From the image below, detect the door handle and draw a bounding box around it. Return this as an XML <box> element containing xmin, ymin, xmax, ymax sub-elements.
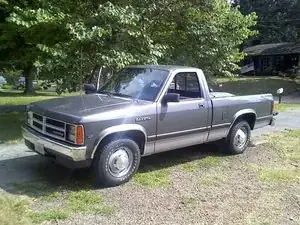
<box><xmin>198</xmin><ymin>103</ymin><xmax>205</xmax><ymax>108</ymax></box>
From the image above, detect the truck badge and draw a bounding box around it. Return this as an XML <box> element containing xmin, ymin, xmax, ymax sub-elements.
<box><xmin>135</xmin><ymin>117</ymin><xmax>151</xmax><ymax>122</ymax></box>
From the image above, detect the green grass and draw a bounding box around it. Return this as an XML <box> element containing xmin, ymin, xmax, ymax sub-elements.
<box><xmin>31</xmin><ymin>210</ymin><xmax>69</xmax><ymax>224</ymax></box>
<box><xmin>275</xmin><ymin>103</ymin><xmax>300</xmax><ymax>112</ymax></box>
<box><xmin>0</xmin><ymin>195</ymin><xmax>32</xmax><ymax>225</ymax></box>
<box><xmin>67</xmin><ymin>190</ymin><xmax>114</xmax><ymax>215</ymax></box>
<box><xmin>255</xmin><ymin>129</ymin><xmax>300</xmax><ymax>182</ymax></box>
<box><xmin>0</xmin><ymin>112</ymin><xmax>25</xmax><ymax>144</ymax></box>
<box><xmin>181</xmin><ymin>156</ymin><xmax>221</xmax><ymax>173</ymax></box>
<box><xmin>134</xmin><ymin>167</ymin><xmax>171</xmax><ymax>188</ymax></box>
<box><xmin>181</xmin><ymin>163</ymin><xmax>198</xmax><ymax>173</ymax></box>
<box><xmin>208</xmin><ymin>76</ymin><xmax>300</xmax><ymax>96</ymax></box>
<box><xmin>268</xmin><ymin>129</ymin><xmax>300</xmax><ymax>161</ymax></box>
<box><xmin>12</xmin><ymin>182</ymin><xmax>61</xmax><ymax>201</ymax></box>
<box><xmin>11</xmin><ymin>181</ymin><xmax>114</xmax><ymax>223</ymax></box>
<box><xmin>259</xmin><ymin>168</ymin><xmax>300</xmax><ymax>181</ymax></box>
<box><xmin>0</xmin><ymin>89</ymin><xmax>80</xmax><ymax>105</ymax></box>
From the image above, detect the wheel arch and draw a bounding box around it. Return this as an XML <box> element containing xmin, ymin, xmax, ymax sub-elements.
<box><xmin>226</xmin><ymin>109</ymin><xmax>257</xmax><ymax>137</ymax></box>
<box><xmin>91</xmin><ymin>124</ymin><xmax>147</xmax><ymax>158</ymax></box>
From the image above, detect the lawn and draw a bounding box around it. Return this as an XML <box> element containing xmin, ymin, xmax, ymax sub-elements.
<box><xmin>275</xmin><ymin>103</ymin><xmax>300</xmax><ymax>112</ymax></box>
<box><xmin>0</xmin><ymin>89</ymin><xmax>80</xmax><ymax>106</ymax></box>
<box><xmin>208</xmin><ymin>76</ymin><xmax>300</xmax><ymax>96</ymax></box>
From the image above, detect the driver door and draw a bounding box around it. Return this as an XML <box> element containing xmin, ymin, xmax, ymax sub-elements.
<box><xmin>155</xmin><ymin>72</ymin><xmax>210</xmax><ymax>153</ymax></box>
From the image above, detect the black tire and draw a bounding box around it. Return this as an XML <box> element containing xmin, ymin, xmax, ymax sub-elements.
<box><xmin>225</xmin><ymin>120</ymin><xmax>251</xmax><ymax>155</ymax></box>
<box><xmin>93</xmin><ymin>138</ymin><xmax>141</xmax><ymax>187</ymax></box>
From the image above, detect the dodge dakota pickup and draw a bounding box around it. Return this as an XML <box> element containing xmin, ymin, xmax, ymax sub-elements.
<box><xmin>22</xmin><ymin>65</ymin><xmax>277</xmax><ymax>187</ymax></box>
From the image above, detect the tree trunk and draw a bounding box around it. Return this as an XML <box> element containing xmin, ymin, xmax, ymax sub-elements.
<box><xmin>24</xmin><ymin>67</ymin><xmax>35</xmax><ymax>94</ymax></box>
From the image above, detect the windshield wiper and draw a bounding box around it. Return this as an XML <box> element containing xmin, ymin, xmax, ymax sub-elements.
<box><xmin>111</xmin><ymin>92</ymin><xmax>134</xmax><ymax>99</ymax></box>
<box><xmin>98</xmin><ymin>90</ymin><xmax>112</xmax><ymax>97</ymax></box>
<box><xmin>110</xmin><ymin>92</ymin><xmax>139</xmax><ymax>102</ymax></box>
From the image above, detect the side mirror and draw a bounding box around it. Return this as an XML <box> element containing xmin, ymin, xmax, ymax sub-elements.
<box><xmin>209</xmin><ymin>88</ymin><xmax>214</xmax><ymax>92</ymax></box>
<box><xmin>162</xmin><ymin>93</ymin><xmax>180</xmax><ymax>103</ymax></box>
<box><xmin>83</xmin><ymin>83</ymin><xmax>96</xmax><ymax>94</ymax></box>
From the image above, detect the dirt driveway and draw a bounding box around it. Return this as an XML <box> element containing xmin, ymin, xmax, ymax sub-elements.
<box><xmin>0</xmin><ymin>109</ymin><xmax>299</xmax><ymax>225</ymax></box>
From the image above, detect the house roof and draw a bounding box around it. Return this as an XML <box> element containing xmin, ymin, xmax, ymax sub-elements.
<box><xmin>244</xmin><ymin>42</ymin><xmax>300</xmax><ymax>56</ymax></box>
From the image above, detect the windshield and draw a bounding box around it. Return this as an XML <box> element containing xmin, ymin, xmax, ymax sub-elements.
<box><xmin>98</xmin><ymin>67</ymin><xmax>169</xmax><ymax>101</ymax></box>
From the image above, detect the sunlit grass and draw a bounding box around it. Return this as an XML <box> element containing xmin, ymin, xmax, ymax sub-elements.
<box><xmin>0</xmin><ymin>89</ymin><xmax>80</xmax><ymax>105</ymax></box>
<box><xmin>134</xmin><ymin>167</ymin><xmax>171</xmax><ymax>188</ymax></box>
<box><xmin>275</xmin><ymin>103</ymin><xmax>300</xmax><ymax>112</ymax></box>
<box><xmin>0</xmin><ymin>195</ymin><xmax>32</xmax><ymax>225</ymax></box>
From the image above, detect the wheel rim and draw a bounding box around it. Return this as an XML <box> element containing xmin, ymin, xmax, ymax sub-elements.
<box><xmin>234</xmin><ymin>128</ymin><xmax>247</xmax><ymax>148</ymax></box>
<box><xmin>108</xmin><ymin>147</ymin><xmax>133</xmax><ymax>178</ymax></box>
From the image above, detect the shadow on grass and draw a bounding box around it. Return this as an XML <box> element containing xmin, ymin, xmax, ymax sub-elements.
<box><xmin>209</xmin><ymin>77</ymin><xmax>300</xmax><ymax>96</ymax></box>
<box><xmin>0</xmin><ymin>112</ymin><xmax>25</xmax><ymax>144</ymax></box>
<box><xmin>1</xmin><ymin>142</ymin><xmax>227</xmax><ymax>198</ymax></box>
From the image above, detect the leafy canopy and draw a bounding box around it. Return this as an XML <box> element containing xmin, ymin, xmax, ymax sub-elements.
<box><xmin>0</xmin><ymin>0</ymin><xmax>257</xmax><ymax>93</ymax></box>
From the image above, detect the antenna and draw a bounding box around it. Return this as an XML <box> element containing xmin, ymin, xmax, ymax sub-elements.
<box><xmin>80</xmin><ymin>44</ymin><xmax>86</xmax><ymax>110</ymax></box>
<box><xmin>80</xmin><ymin>45</ymin><xmax>83</xmax><ymax>96</ymax></box>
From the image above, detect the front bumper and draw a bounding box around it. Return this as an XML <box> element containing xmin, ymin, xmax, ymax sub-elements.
<box><xmin>22</xmin><ymin>126</ymin><xmax>90</xmax><ymax>168</ymax></box>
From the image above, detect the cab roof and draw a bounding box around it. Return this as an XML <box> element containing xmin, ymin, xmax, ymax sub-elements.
<box><xmin>126</xmin><ymin>64</ymin><xmax>199</xmax><ymax>71</ymax></box>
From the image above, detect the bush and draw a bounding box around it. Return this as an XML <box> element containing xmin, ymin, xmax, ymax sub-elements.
<box><xmin>1</xmin><ymin>84</ymin><xmax>13</xmax><ymax>89</ymax></box>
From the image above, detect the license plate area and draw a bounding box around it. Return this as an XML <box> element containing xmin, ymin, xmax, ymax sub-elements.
<box><xmin>35</xmin><ymin>142</ymin><xmax>45</xmax><ymax>155</ymax></box>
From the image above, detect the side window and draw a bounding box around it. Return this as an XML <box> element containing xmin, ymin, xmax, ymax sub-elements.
<box><xmin>168</xmin><ymin>72</ymin><xmax>201</xmax><ymax>99</ymax></box>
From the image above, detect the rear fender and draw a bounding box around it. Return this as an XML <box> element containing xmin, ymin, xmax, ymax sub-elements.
<box><xmin>226</xmin><ymin>109</ymin><xmax>257</xmax><ymax>137</ymax></box>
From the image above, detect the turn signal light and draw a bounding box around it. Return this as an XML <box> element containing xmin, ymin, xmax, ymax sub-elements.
<box><xmin>76</xmin><ymin>125</ymin><xmax>84</xmax><ymax>145</ymax></box>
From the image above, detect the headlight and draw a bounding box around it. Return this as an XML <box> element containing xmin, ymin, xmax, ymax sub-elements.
<box><xmin>27</xmin><ymin>111</ymin><xmax>33</xmax><ymax>125</ymax></box>
<box><xmin>66</xmin><ymin>124</ymin><xmax>76</xmax><ymax>142</ymax></box>
<box><xmin>66</xmin><ymin>124</ymin><xmax>84</xmax><ymax>145</ymax></box>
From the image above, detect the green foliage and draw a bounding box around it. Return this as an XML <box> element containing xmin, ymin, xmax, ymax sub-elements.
<box><xmin>0</xmin><ymin>0</ymin><xmax>257</xmax><ymax>93</ymax></box>
<box><xmin>236</xmin><ymin>0</ymin><xmax>300</xmax><ymax>44</ymax></box>
<box><xmin>1</xmin><ymin>69</ymin><xmax>21</xmax><ymax>85</ymax></box>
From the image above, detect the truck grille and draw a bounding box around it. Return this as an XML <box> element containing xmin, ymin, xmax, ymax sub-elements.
<box><xmin>29</xmin><ymin>112</ymin><xmax>67</xmax><ymax>142</ymax></box>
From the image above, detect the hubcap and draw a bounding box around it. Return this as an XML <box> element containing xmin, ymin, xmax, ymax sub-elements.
<box><xmin>234</xmin><ymin>128</ymin><xmax>247</xmax><ymax>148</ymax></box>
<box><xmin>108</xmin><ymin>147</ymin><xmax>133</xmax><ymax>178</ymax></box>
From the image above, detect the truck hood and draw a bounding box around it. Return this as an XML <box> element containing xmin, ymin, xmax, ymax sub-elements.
<box><xmin>29</xmin><ymin>94</ymin><xmax>136</xmax><ymax>123</ymax></box>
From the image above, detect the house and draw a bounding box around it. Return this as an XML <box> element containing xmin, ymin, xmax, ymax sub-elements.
<box><xmin>241</xmin><ymin>42</ymin><xmax>300</xmax><ymax>76</ymax></box>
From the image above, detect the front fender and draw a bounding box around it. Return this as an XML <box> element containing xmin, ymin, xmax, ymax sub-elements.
<box><xmin>91</xmin><ymin>124</ymin><xmax>147</xmax><ymax>158</ymax></box>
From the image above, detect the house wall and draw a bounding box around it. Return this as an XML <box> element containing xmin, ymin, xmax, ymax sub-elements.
<box><xmin>245</xmin><ymin>54</ymin><xmax>300</xmax><ymax>76</ymax></box>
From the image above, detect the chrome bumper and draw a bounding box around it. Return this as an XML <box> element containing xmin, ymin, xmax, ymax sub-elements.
<box><xmin>22</xmin><ymin>126</ymin><xmax>87</xmax><ymax>161</ymax></box>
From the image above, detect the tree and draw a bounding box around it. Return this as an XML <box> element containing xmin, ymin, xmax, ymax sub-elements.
<box><xmin>0</xmin><ymin>0</ymin><xmax>43</xmax><ymax>93</ymax></box>
<box><xmin>235</xmin><ymin>0</ymin><xmax>300</xmax><ymax>45</ymax></box>
<box><xmin>0</xmin><ymin>0</ymin><xmax>257</xmax><ymax>93</ymax></box>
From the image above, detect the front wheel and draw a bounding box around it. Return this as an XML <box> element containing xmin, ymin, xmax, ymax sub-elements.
<box><xmin>93</xmin><ymin>138</ymin><xmax>141</xmax><ymax>187</ymax></box>
<box><xmin>225</xmin><ymin>120</ymin><xmax>251</xmax><ymax>154</ymax></box>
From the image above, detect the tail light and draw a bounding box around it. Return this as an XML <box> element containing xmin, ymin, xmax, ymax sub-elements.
<box><xmin>271</xmin><ymin>100</ymin><xmax>275</xmax><ymax>113</ymax></box>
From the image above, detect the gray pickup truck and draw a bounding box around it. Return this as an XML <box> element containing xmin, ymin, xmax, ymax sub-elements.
<box><xmin>22</xmin><ymin>65</ymin><xmax>277</xmax><ymax>187</ymax></box>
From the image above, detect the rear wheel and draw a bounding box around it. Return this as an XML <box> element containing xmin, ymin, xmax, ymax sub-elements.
<box><xmin>93</xmin><ymin>138</ymin><xmax>141</xmax><ymax>187</ymax></box>
<box><xmin>225</xmin><ymin>120</ymin><xmax>251</xmax><ymax>154</ymax></box>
